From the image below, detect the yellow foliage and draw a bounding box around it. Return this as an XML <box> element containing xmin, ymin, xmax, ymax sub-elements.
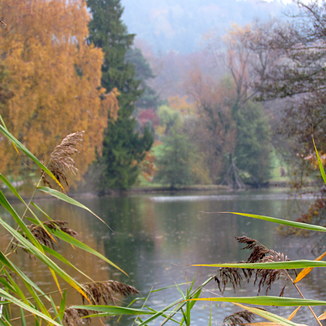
<box><xmin>167</xmin><ymin>96</ymin><xmax>195</xmax><ymax>115</ymax></box>
<box><xmin>0</xmin><ymin>0</ymin><xmax>116</xmax><ymax>177</ymax></box>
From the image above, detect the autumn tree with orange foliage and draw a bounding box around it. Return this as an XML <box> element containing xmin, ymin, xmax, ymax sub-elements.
<box><xmin>0</xmin><ymin>0</ymin><xmax>118</xmax><ymax>178</ymax></box>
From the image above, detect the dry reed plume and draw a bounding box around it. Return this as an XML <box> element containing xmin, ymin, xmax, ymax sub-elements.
<box><xmin>217</xmin><ymin>236</ymin><xmax>292</xmax><ymax>325</ymax></box>
<box><xmin>28</xmin><ymin>221</ymin><xmax>77</xmax><ymax>248</ymax></box>
<box><xmin>63</xmin><ymin>281</ymin><xmax>139</xmax><ymax>325</ymax></box>
<box><xmin>82</xmin><ymin>280</ymin><xmax>139</xmax><ymax>305</ymax></box>
<box><xmin>63</xmin><ymin>308</ymin><xmax>91</xmax><ymax>326</ymax></box>
<box><xmin>12</xmin><ymin>221</ymin><xmax>77</xmax><ymax>252</ymax></box>
<box><xmin>42</xmin><ymin>131</ymin><xmax>84</xmax><ymax>189</ymax></box>
<box><xmin>215</xmin><ymin>236</ymin><xmax>289</xmax><ymax>295</ymax></box>
<box><xmin>223</xmin><ymin>310</ymin><xmax>255</xmax><ymax>325</ymax></box>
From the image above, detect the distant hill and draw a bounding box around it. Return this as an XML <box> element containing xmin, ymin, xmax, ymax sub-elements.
<box><xmin>121</xmin><ymin>0</ymin><xmax>293</xmax><ymax>53</ymax></box>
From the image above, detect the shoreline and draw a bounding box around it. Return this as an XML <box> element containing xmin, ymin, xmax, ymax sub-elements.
<box><xmin>5</xmin><ymin>181</ymin><xmax>320</xmax><ymax>201</ymax></box>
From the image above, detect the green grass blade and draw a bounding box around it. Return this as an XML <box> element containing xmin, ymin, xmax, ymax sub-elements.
<box><xmin>37</xmin><ymin>187</ymin><xmax>109</xmax><ymax>227</ymax></box>
<box><xmin>0</xmin><ymin>252</ymin><xmax>48</xmax><ymax>300</ymax></box>
<box><xmin>313</xmin><ymin>138</ymin><xmax>326</xmax><ymax>184</ymax></box>
<box><xmin>186</xmin><ymin>296</ymin><xmax>326</xmax><ymax>306</ymax></box>
<box><xmin>0</xmin><ymin>174</ymin><xmax>56</xmax><ymax>240</ymax></box>
<box><xmin>184</xmin><ymin>287</ymin><xmax>201</xmax><ymax>326</ymax></box>
<box><xmin>1</xmin><ymin>270</ymin><xmax>29</xmax><ymax>305</ymax></box>
<box><xmin>30</xmin><ymin>202</ymin><xmax>52</xmax><ymax>221</ymax></box>
<box><xmin>0</xmin><ymin>288</ymin><xmax>62</xmax><ymax>326</ymax></box>
<box><xmin>59</xmin><ymin>291</ymin><xmax>67</xmax><ymax>321</ymax></box>
<box><xmin>0</xmin><ymin>125</ymin><xmax>63</xmax><ymax>190</ymax></box>
<box><xmin>0</xmin><ymin>115</ymin><xmax>19</xmax><ymax>154</ymax></box>
<box><xmin>50</xmin><ymin>228</ymin><xmax>127</xmax><ymax>276</ymax></box>
<box><xmin>149</xmin><ymin>282</ymin><xmax>192</xmax><ymax>294</ymax></box>
<box><xmin>0</xmin><ymin>191</ymin><xmax>44</xmax><ymax>249</ymax></box>
<box><xmin>23</xmin><ymin>282</ymin><xmax>51</xmax><ymax>320</ymax></box>
<box><xmin>71</xmin><ymin>305</ymin><xmax>156</xmax><ymax>317</ymax></box>
<box><xmin>20</xmin><ymin>308</ymin><xmax>27</xmax><ymax>326</ymax></box>
<box><xmin>193</xmin><ymin>260</ymin><xmax>326</xmax><ymax>269</ymax></box>
<box><xmin>221</xmin><ymin>212</ymin><xmax>326</xmax><ymax>232</ymax></box>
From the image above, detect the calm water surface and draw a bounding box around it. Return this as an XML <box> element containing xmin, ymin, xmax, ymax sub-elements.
<box><xmin>7</xmin><ymin>189</ymin><xmax>326</xmax><ymax>325</ymax></box>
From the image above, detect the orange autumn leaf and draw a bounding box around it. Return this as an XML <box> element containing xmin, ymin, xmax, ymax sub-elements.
<box><xmin>294</xmin><ymin>251</ymin><xmax>326</xmax><ymax>283</ymax></box>
<box><xmin>318</xmin><ymin>311</ymin><xmax>326</xmax><ymax>321</ymax></box>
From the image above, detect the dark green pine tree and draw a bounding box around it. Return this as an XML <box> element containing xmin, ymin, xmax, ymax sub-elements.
<box><xmin>125</xmin><ymin>48</ymin><xmax>160</xmax><ymax>109</ymax></box>
<box><xmin>87</xmin><ymin>0</ymin><xmax>153</xmax><ymax>191</ymax></box>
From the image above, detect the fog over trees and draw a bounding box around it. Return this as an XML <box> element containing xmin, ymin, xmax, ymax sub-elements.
<box><xmin>121</xmin><ymin>0</ymin><xmax>294</xmax><ymax>53</ymax></box>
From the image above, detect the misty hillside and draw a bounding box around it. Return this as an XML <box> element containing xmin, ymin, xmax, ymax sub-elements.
<box><xmin>121</xmin><ymin>0</ymin><xmax>293</xmax><ymax>53</ymax></box>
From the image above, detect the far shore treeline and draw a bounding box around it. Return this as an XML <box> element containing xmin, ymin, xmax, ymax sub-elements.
<box><xmin>0</xmin><ymin>0</ymin><xmax>325</xmax><ymax>193</ymax></box>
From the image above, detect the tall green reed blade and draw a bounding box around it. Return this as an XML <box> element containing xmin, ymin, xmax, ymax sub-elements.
<box><xmin>37</xmin><ymin>186</ymin><xmax>110</xmax><ymax>228</ymax></box>
<box><xmin>0</xmin><ymin>174</ymin><xmax>56</xmax><ymax>241</ymax></box>
<box><xmin>186</xmin><ymin>296</ymin><xmax>326</xmax><ymax>306</ymax></box>
<box><xmin>1</xmin><ymin>270</ymin><xmax>29</xmax><ymax>307</ymax></box>
<box><xmin>0</xmin><ymin>115</ymin><xmax>18</xmax><ymax>154</ymax></box>
<box><xmin>0</xmin><ymin>219</ymin><xmax>88</xmax><ymax>300</ymax></box>
<box><xmin>0</xmin><ymin>191</ymin><xmax>45</xmax><ymax>249</ymax></box>
<box><xmin>141</xmin><ymin>275</ymin><xmax>216</xmax><ymax>326</ymax></box>
<box><xmin>48</xmin><ymin>227</ymin><xmax>127</xmax><ymax>276</ymax></box>
<box><xmin>219</xmin><ymin>212</ymin><xmax>326</xmax><ymax>232</ymax></box>
<box><xmin>0</xmin><ymin>124</ymin><xmax>63</xmax><ymax>190</ymax></box>
<box><xmin>0</xmin><ymin>252</ymin><xmax>48</xmax><ymax>300</ymax></box>
<box><xmin>20</xmin><ymin>308</ymin><xmax>27</xmax><ymax>326</ymax></box>
<box><xmin>193</xmin><ymin>260</ymin><xmax>326</xmax><ymax>269</ymax></box>
<box><xmin>71</xmin><ymin>305</ymin><xmax>156</xmax><ymax>317</ymax></box>
<box><xmin>58</xmin><ymin>291</ymin><xmax>67</xmax><ymax>322</ymax></box>
<box><xmin>184</xmin><ymin>287</ymin><xmax>202</xmax><ymax>326</ymax></box>
<box><xmin>40</xmin><ymin>245</ymin><xmax>94</xmax><ymax>282</ymax></box>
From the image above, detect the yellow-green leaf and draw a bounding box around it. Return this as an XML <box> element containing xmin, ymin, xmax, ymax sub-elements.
<box><xmin>50</xmin><ymin>228</ymin><xmax>127</xmax><ymax>276</ymax></box>
<box><xmin>193</xmin><ymin>260</ymin><xmax>326</xmax><ymax>269</ymax></box>
<box><xmin>233</xmin><ymin>303</ymin><xmax>307</xmax><ymax>326</ymax></box>
<box><xmin>313</xmin><ymin>138</ymin><xmax>326</xmax><ymax>184</ymax></box>
<box><xmin>37</xmin><ymin>186</ymin><xmax>109</xmax><ymax>228</ymax></box>
<box><xmin>0</xmin><ymin>288</ymin><xmax>62</xmax><ymax>326</ymax></box>
<box><xmin>220</xmin><ymin>212</ymin><xmax>326</xmax><ymax>232</ymax></box>
<box><xmin>186</xmin><ymin>296</ymin><xmax>326</xmax><ymax>306</ymax></box>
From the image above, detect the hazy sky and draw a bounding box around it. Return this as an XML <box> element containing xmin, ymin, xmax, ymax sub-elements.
<box><xmin>121</xmin><ymin>0</ymin><xmax>293</xmax><ymax>53</ymax></box>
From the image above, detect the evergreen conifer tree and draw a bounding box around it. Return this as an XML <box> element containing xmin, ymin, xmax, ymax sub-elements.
<box><xmin>87</xmin><ymin>0</ymin><xmax>153</xmax><ymax>191</ymax></box>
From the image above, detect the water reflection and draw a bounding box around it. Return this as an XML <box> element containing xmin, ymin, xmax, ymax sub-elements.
<box><xmin>6</xmin><ymin>190</ymin><xmax>325</xmax><ymax>325</ymax></box>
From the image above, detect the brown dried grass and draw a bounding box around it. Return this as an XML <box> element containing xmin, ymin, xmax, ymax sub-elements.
<box><xmin>215</xmin><ymin>236</ymin><xmax>289</xmax><ymax>295</ymax></box>
<box><xmin>63</xmin><ymin>308</ymin><xmax>91</xmax><ymax>326</ymax></box>
<box><xmin>82</xmin><ymin>280</ymin><xmax>139</xmax><ymax>305</ymax></box>
<box><xmin>63</xmin><ymin>281</ymin><xmax>139</xmax><ymax>325</ymax></box>
<box><xmin>223</xmin><ymin>310</ymin><xmax>255</xmax><ymax>325</ymax></box>
<box><xmin>42</xmin><ymin>131</ymin><xmax>84</xmax><ymax>189</ymax></box>
<box><xmin>28</xmin><ymin>221</ymin><xmax>77</xmax><ymax>248</ymax></box>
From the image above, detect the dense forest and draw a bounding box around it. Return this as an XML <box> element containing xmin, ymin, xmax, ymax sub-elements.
<box><xmin>0</xmin><ymin>0</ymin><xmax>325</xmax><ymax>192</ymax></box>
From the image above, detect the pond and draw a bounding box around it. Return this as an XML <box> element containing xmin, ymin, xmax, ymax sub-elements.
<box><xmin>4</xmin><ymin>189</ymin><xmax>326</xmax><ymax>325</ymax></box>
